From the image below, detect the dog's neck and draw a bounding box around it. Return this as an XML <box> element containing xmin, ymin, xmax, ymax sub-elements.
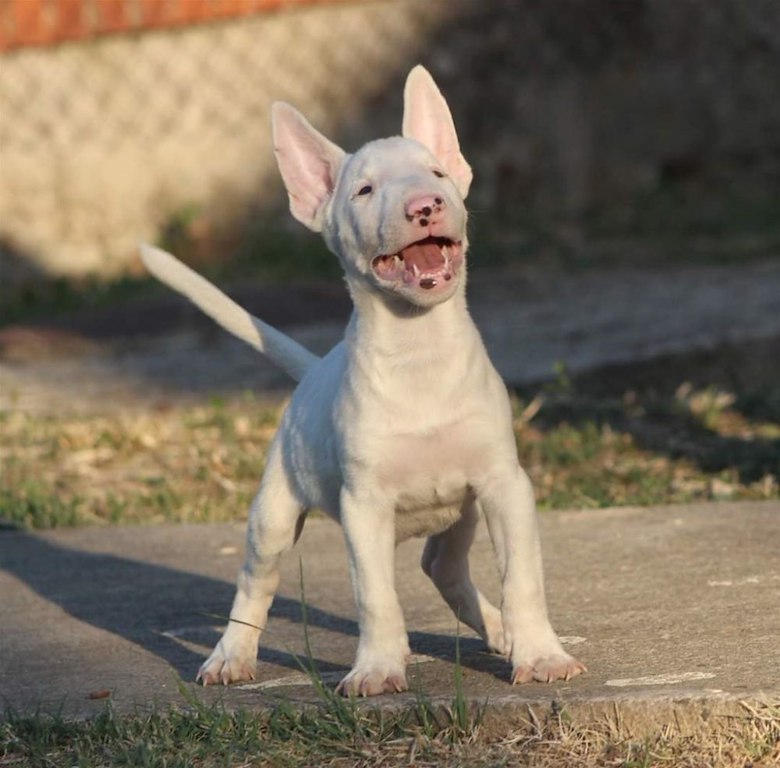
<box><xmin>344</xmin><ymin>276</ymin><xmax>475</xmax><ymax>362</ymax></box>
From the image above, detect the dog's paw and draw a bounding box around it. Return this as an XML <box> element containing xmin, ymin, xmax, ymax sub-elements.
<box><xmin>196</xmin><ymin>644</ymin><xmax>257</xmax><ymax>686</ymax></box>
<box><xmin>511</xmin><ymin>653</ymin><xmax>586</xmax><ymax>684</ymax></box>
<box><xmin>336</xmin><ymin>664</ymin><xmax>408</xmax><ymax>697</ymax></box>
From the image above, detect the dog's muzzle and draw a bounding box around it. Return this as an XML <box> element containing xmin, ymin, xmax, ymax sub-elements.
<box><xmin>371</xmin><ymin>236</ymin><xmax>463</xmax><ymax>291</ymax></box>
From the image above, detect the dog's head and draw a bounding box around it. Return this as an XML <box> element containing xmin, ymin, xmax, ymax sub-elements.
<box><xmin>272</xmin><ymin>66</ymin><xmax>472</xmax><ymax>309</ymax></box>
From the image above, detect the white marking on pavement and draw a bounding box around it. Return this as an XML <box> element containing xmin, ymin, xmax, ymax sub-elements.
<box><xmin>606</xmin><ymin>671</ymin><xmax>715</xmax><ymax>687</ymax></box>
<box><xmin>161</xmin><ymin>624</ymin><xmax>221</xmax><ymax>639</ymax></box>
<box><xmin>161</xmin><ymin>628</ymin><xmax>189</xmax><ymax>638</ymax></box>
<box><xmin>708</xmin><ymin>575</ymin><xmax>762</xmax><ymax>587</ymax></box>
<box><xmin>159</xmin><ymin>626</ymin><xmax>217</xmax><ymax>655</ymax></box>
<box><xmin>559</xmin><ymin>636</ymin><xmax>587</xmax><ymax>645</ymax></box>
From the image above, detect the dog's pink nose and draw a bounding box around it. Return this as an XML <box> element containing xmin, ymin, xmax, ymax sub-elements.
<box><xmin>405</xmin><ymin>195</ymin><xmax>445</xmax><ymax>225</ymax></box>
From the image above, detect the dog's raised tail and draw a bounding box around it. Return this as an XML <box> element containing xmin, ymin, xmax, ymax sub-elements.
<box><xmin>139</xmin><ymin>244</ymin><xmax>319</xmax><ymax>382</ymax></box>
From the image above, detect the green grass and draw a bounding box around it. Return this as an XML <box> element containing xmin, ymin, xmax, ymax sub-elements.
<box><xmin>0</xmin><ymin>271</ymin><xmax>160</xmax><ymax>327</ymax></box>
<box><xmin>583</xmin><ymin>181</ymin><xmax>780</xmax><ymax>244</ymax></box>
<box><xmin>466</xmin><ymin>178</ymin><xmax>780</xmax><ymax>273</ymax></box>
<box><xmin>2</xmin><ymin>695</ymin><xmax>777</xmax><ymax>767</ymax></box>
<box><xmin>0</xmin><ymin>218</ymin><xmax>340</xmax><ymax>328</ymax></box>
<box><xmin>1</xmin><ymin>372</ymin><xmax>778</xmax><ymax>530</ymax></box>
<box><xmin>0</xmin><ymin>482</ymin><xmax>82</xmax><ymax>529</ymax></box>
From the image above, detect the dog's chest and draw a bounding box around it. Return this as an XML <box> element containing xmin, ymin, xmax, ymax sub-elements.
<box><xmin>379</xmin><ymin>428</ymin><xmax>481</xmax><ymax>542</ymax></box>
<box><xmin>375</xmin><ymin>421</ymin><xmax>490</xmax><ymax>538</ymax></box>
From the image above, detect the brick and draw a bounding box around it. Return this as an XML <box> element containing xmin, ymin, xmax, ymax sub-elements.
<box><xmin>0</xmin><ymin>2</ymin><xmax>12</xmax><ymax>49</ymax></box>
<box><xmin>176</xmin><ymin>0</ymin><xmax>208</xmax><ymax>25</ymax></box>
<box><xmin>7</xmin><ymin>0</ymin><xmax>48</xmax><ymax>48</ymax></box>
<box><xmin>52</xmin><ymin>0</ymin><xmax>84</xmax><ymax>42</ymax></box>
<box><xmin>140</xmin><ymin>0</ymin><xmax>175</xmax><ymax>29</ymax></box>
<box><xmin>219</xmin><ymin>0</ymin><xmax>314</xmax><ymax>17</ymax></box>
<box><xmin>208</xmin><ymin>0</ymin><xmax>247</xmax><ymax>19</ymax></box>
<box><xmin>94</xmin><ymin>0</ymin><xmax>128</xmax><ymax>34</ymax></box>
<box><xmin>0</xmin><ymin>0</ymin><xmax>347</xmax><ymax>51</ymax></box>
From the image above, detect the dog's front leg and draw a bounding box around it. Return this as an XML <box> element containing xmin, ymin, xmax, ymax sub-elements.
<box><xmin>336</xmin><ymin>488</ymin><xmax>410</xmax><ymax>696</ymax></box>
<box><xmin>477</xmin><ymin>466</ymin><xmax>586</xmax><ymax>684</ymax></box>
<box><xmin>198</xmin><ymin>442</ymin><xmax>305</xmax><ymax>686</ymax></box>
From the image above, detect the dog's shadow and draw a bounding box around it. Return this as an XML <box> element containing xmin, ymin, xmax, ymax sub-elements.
<box><xmin>1</xmin><ymin>529</ymin><xmax>504</xmax><ymax>688</ymax></box>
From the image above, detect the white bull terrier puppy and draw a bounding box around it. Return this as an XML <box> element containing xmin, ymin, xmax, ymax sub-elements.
<box><xmin>140</xmin><ymin>65</ymin><xmax>585</xmax><ymax>696</ymax></box>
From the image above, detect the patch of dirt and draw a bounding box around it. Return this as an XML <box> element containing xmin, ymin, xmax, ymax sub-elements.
<box><xmin>2</xmin><ymin>261</ymin><xmax>779</xmax><ymax>415</ymax></box>
<box><xmin>0</xmin><ymin>279</ymin><xmax>351</xmax><ymax>359</ymax></box>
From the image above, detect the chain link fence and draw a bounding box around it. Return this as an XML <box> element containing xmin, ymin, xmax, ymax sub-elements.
<box><xmin>0</xmin><ymin>0</ymin><xmax>451</xmax><ymax>284</ymax></box>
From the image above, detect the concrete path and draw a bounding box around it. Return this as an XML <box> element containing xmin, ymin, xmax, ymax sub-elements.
<box><xmin>2</xmin><ymin>260</ymin><xmax>779</xmax><ymax>413</ymax></box>
<box><xmin>2</xmin><ymin>501</ymin><xmax>778</xmax><ymax>730</ymax></box>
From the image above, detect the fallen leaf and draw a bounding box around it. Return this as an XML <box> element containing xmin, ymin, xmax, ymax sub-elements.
<box><xmin>87</xmin><ymin>689</ymin><xmax>111</xmax><ymax>700</ymax></box>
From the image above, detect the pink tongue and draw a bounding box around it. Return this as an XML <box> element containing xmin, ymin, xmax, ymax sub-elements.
<box><xmin>401</xmin><ymin>241</ymin><xmax>444</xmax><ymax>271</ymax></box>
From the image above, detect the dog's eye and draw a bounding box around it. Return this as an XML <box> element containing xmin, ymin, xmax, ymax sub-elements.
<box><xmin>433</xmin><ymin>169</ymin><xmax>446</xmax><ymax>178</ymax></box>
<box><xmin>357</xmin><ymin>185</ymin><xmax>373</xmax><ymax>196</ymax></box>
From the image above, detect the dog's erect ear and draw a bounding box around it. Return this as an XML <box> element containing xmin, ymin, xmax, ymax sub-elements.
<box><xmin>402</xmin><ymin>65</ymin><xmax>473</xmax><ymax>199</ymax></box>
<box><xmin>272</xmin><ymin>102</ymin><xmax>346</xmax><ymax>232</ymax></box>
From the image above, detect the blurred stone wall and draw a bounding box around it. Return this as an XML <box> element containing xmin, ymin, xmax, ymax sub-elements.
<box><xmin>1</xmin><ymin>0</ymin><xmax>779</xmax><ymax>285</ymax></box>
<box><xmin>426</xmin><ymin>0</ymin><xmax>780</xmax><ymax>220</ymax></box>
<box><xmin>0</xmin><ymin>0</ymin><xmax>451</xmax><ymax>283</ymax></box>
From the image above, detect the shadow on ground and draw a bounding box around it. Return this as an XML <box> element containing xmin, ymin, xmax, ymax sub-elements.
<box><xmin>522</xmin><ymin>336</ymin><xmax>780</xmax><ymax>485</ymax></box>
<box><xmin>0</xmin><ymin>531</ymin><xmax>503</xmax><ymax>687</ymax></box>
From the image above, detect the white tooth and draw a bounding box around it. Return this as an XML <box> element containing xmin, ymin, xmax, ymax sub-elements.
<box><xmin>412</xmin><ymin>264</ymin><xmax>420</xmax><ymax>278</ymax></box>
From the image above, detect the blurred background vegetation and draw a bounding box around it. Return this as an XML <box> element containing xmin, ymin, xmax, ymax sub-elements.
<box><xmin>1</xmin><ymin>0</ymin><xmax>779</xmax><ymax>310</ymax></box>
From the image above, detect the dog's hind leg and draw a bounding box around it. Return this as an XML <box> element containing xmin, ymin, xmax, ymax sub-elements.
<box><xmin>198</xmin><ymin>440</ymin><xmax>306</xmax><ymax>685</ymax></box>
<box><xmin>421</xmin><ymin>497</ymin><xmax>507</xmax><ymax>655</ymax></box>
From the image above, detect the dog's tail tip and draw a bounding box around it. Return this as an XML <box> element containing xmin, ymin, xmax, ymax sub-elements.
<box><xmin>137</xmin><ymin>240</ymin><xmax>154</xmax><ymax>261</ymax></box>
<box><xmin>138</xmin><ymin>242</ymin><xmax>171</xmax><ymax>272</ymax></box>
<box><xmin>135</xmin><ymin>241</ymin><xmax>319</xmax><ymax>384</ymax></box>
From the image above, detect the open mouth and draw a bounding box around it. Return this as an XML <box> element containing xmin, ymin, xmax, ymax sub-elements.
<box><xmin>371</xmin><ymin>236</ymin><xmax>462</xmax><ymax>290</ymax></box>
